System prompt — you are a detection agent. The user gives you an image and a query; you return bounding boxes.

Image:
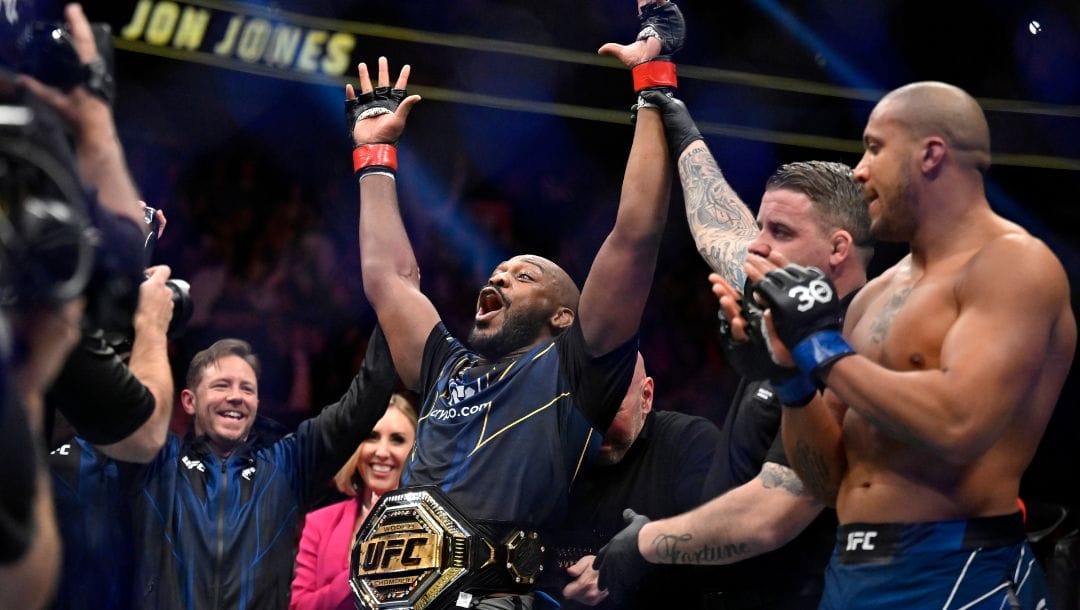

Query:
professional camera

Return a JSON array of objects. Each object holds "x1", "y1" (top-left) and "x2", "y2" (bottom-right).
[
  {"x1": 1, "y1": 103, "x2": 96, "y2": 309},
  {"x1": 1, "y1": 3, "x2": 115, "y2": 103},
  {"x1": 97, "y1": 204, "x2": 193, "y2": 350},
  {"x1": 2, "y1": 2, "x2": 144, "y2": 332}
]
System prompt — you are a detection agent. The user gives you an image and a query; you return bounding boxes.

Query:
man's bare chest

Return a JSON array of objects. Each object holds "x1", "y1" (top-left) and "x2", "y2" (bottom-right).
[{"x1": 849, "y1": 276, "x2": 960, "y2": 372}]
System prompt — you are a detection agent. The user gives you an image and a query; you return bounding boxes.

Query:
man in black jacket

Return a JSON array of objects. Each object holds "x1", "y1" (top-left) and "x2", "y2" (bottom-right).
[{"x1": 558, "y1": 353, "x2": 722, "y2": 609}]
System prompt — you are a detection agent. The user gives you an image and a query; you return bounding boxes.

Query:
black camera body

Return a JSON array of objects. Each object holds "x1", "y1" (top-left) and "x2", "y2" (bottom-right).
[
  {"x1": 1, "y1": 102, "x2": 96, "y2": 309},
  {"x1": 2, "y1": 12, "x2": 115, "y2": 102}
]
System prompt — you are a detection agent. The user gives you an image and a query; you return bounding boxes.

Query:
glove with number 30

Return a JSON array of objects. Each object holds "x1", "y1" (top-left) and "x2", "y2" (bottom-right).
[{"x1": 750, "y1": 264, "x2": 854, "y2": 380}]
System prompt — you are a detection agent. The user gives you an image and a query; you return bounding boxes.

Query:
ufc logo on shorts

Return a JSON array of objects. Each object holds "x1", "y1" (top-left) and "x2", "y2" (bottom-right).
[
  {"x1": 789, "y1": 279, "x2": 833, "y2": 312},
  {"x1": 845, "y1": 531, "x2": 877, "y2": 551}
]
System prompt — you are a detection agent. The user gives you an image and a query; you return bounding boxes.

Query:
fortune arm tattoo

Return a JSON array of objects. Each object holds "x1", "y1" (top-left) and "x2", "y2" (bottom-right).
[
  {"x1": 651, "y1": 532, "x2": 752, "y2": 565},
  {"x1": 678, "y1": 147, "x2": 758, "y2": 288}
]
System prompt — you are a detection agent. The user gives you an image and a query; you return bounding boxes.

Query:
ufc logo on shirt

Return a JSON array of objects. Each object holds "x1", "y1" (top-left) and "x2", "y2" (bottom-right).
[
  {"x1": 845, "y1": 531, "x2": 877, "y2": 551},
  {"x1": 788, "y1": 279, "x2": 834, "y2": 312}
]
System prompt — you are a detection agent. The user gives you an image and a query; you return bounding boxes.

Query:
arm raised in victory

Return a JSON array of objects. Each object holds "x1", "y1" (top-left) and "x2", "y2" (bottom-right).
[{"x1": 348, "y1": 58, "x2": 432, "y2": 388}]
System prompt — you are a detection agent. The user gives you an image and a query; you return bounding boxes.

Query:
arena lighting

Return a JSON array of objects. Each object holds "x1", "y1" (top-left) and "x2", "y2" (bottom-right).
[
  {"x1": 108, "y1": 0, "x2": 1080, "y2": 174},
  {"x1": 744, "y1": 0, "x2": 1080, "y2": 279},
  {"x1": 394, "y1": 147, "x2": 508, "y2": 285},
  {"x1": 747, "y1": 0, "x2": 876, "y2": 91}
]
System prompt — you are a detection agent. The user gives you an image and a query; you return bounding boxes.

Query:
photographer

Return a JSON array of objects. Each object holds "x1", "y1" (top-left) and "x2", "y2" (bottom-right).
[
  {"x1": 0, "y1": 298, "x2": 82, "y2": 609},
  {"x1": 48, "y1": 260, "x2": 175, "y2": 462},
  {"x1": 2, "y1": 3, "x2": 171, "y2": 606},
  {"x1": 47, "y1": 263, "x2": 175, "y2": 610},
  {"x1": 15, "y1": 3, "x2": 145, "y2": 234},
  {"x1": 5, "y1": 0, "x2": 175, "y2": 459},
  {"x1": 0, "y1": 114, "x2": 88, "y2": 607}
]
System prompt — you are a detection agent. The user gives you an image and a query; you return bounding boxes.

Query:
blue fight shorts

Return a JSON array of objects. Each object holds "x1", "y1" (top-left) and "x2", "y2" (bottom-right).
[{"x1": 819, "y1": 513, "x2": 1050, "y2": 609}]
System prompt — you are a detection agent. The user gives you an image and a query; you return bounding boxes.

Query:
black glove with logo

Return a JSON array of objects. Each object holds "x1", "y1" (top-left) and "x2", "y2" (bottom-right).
[
  {"x1": 593, "y1": 509, "x2": 652, "y2": 604},
  {"x1": 750, "y1": 264, "x2": 854, "y2": 379},
  {"x1": 638, "y1": 89, "x2": 702, "y2": 158},
  {"x1": 344, "y1": 86, "x2": 408, "y2": 141}
]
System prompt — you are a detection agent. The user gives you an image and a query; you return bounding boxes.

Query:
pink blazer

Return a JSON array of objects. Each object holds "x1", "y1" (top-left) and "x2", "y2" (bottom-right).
[{"x1": 290, "y1": 499, "x2": 360, "y2": 610}]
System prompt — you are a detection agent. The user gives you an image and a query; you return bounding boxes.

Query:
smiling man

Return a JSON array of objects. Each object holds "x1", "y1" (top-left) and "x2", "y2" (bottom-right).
[{"x1": 118, "y1": 332, "x2": 397, "y2": 610}]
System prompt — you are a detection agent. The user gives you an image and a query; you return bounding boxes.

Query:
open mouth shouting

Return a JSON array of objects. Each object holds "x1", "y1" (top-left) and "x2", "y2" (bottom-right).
[{"x1": 475, "y1": 286, "x2": 507, "y2": 325}]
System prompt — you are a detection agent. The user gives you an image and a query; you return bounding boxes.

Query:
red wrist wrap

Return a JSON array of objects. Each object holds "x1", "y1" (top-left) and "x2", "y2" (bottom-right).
[
  {"x1": 632, "y1": 61, "x2": 677, "y2": 92},
  {"x1": 352, "y1": 144, "x2": 398, "y2": 175}
]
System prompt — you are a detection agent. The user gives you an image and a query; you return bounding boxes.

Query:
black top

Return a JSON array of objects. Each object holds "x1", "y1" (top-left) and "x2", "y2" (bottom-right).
[
  {"x1": 696, "y1": 291, "x2": 861, "y2": 606},
  {"x1": 403, "y1": 321, "x2": 637, "y2": 527},
  {"x1": 46, "y1": 329, "x2": 154, "y2": 445},
  {"x1": 556, "y1": 409, "x2": 723, "y2": 610}
]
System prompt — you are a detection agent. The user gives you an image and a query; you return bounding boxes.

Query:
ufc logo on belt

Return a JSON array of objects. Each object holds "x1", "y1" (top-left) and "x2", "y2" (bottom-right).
[
  {"x1": 845, "y1": 531, "x2": 878, "y2": 551},
  {"x1": 356, "y1": 534, "x2": 440, "y2": 574}
]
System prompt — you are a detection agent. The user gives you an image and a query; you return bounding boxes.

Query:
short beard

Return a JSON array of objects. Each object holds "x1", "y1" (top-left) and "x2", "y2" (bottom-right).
[
  {"x1": 871, "y1": 170, "x2": 918, "y2": 242},
  {"x1": 468, "y1": 307, "x2": 550, "y2": 361}
]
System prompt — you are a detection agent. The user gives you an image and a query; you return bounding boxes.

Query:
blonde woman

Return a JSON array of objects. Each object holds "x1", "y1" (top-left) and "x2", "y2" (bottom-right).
[{"x1": 290, "y1": 394, "x2": 417, "y2": 610}]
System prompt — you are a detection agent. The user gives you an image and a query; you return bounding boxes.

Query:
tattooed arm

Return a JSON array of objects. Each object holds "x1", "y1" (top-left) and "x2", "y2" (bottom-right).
[
  {"x1": 780, "y1": 388, "x2": 847, "y2": 506},
  {"x1": 678, "y1": 141, "x2": 760, "y2": 288},
  {"x1": 634, "y1": 462, "x2": 823, "y2": 565}
]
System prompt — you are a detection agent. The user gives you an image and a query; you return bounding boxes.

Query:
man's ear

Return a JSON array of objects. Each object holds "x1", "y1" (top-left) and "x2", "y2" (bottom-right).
[
  {"x1": 829, "y1": 230, "x2": 854, "y2": 268},
  {"x1": 922, "y1": 136, "x2": 946, "y2": 176},
  {"x1": 180, "y1": 388, "x2": 196, "y2": 416},
  {"x1": 640, "y1": 376, "x2": 654, "y2": 416},
  {"x1": 550, "y1": 306, "x2": 574, "y2": 331}
]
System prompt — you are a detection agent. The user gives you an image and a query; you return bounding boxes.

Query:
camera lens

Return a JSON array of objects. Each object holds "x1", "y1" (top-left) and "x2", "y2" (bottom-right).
[{"x1": 165, "y1": 278, "x2": 192, "y2": 339}]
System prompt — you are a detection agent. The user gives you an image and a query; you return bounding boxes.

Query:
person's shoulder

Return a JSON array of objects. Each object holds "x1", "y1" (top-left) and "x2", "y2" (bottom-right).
[
  {"x1": 306, "y1": 498, "x2": 353, "y2": 523},
  {"x1": 969, "y1": 228, "x2": 1068, "y2": 293},
  {"x1": 652, "y1": 409, "x2": 720, "y2": 435}
]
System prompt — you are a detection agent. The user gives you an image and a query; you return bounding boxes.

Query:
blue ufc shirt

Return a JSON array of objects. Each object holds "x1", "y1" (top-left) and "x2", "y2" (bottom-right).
[{"x1": 402, "y1": 321, "x2": 636, "y2": 528}]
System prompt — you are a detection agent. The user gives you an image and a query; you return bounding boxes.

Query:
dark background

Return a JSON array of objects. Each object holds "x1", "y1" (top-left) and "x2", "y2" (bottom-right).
[{"x1": 66, "y1": 0, "x2": 1080, "y2": 509}]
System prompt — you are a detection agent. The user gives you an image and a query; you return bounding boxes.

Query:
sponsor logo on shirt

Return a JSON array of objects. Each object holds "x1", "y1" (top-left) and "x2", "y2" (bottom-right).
[
  {"x1": 446, "y1": 377, "x2": 485, "y2": 406},
  {"x1": 429, "y1": 401, "x2": 491, "y2": 422}
]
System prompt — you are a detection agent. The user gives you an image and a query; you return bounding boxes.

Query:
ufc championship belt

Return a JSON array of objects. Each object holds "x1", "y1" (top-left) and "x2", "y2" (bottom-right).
[{"x1": 349, "y1": 486, "x2": 545, "y2": 610}]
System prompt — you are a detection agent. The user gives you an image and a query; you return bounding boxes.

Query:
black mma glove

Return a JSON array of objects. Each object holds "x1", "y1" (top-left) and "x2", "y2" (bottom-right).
[
  {"x1": 593, "y1": 509, "x2": 652, "y2": 603},
  {"x1": 638, "y1": 90, "x2": 703, "y2": 160},
  {"x1": 720, "y1": 279, "x2": 817, "y2": 406},
  {"x1": 750, "y1": 264, "x2": 855, "y2": 381},
  {"x1": 345, "y1": 86, "x2": 408, "y2": 141},
  {"x1": 721, "y1": 279, "x2": 790, "y2": 381},
  {"x1": 346, "y1": 86, "x2": 409, "y2": 179}
]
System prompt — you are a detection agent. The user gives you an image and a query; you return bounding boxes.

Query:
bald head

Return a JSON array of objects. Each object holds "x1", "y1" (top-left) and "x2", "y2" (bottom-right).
[
  {"x1": 876, "y1": 81, "x2": 991, "y2": 172},
  {"x1": 512, "y1": 254, "x2": 580, "y2": 312}
]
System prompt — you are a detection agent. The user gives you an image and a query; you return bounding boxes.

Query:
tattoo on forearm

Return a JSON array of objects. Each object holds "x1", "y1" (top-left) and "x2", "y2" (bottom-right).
[
  {"x1": 868, "y1": 286, "x2": 912, "y2": 344},
  {"x1": 789, "y1": 440, "x2": 834, "y2": 501},
  {"x1": 652, "y1": 533, "x2": 751, "y2": 565},
  {"x1": 759, "y1": 462, "x2": 809, "y2": 496},
  {"x1": 679, "y1": 147, "x2": 757, "y2": 287}
]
